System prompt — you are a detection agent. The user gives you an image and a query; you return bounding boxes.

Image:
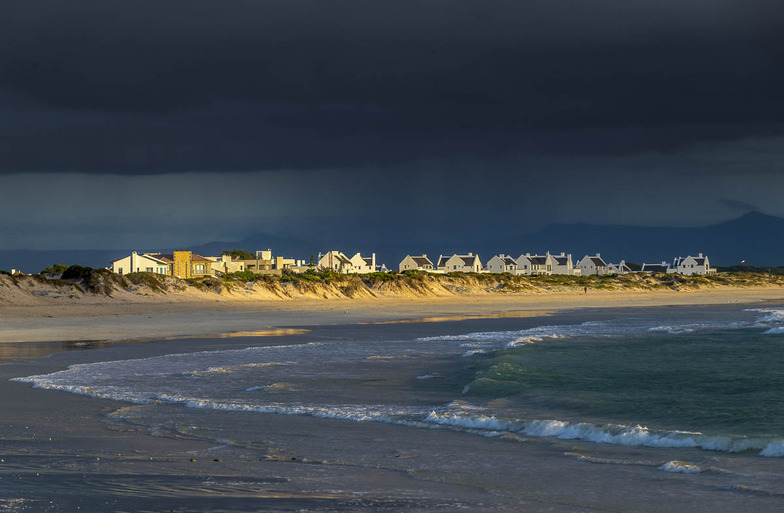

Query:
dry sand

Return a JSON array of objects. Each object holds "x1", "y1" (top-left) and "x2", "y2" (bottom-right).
[
  {"x1": 3, "y1": 286, "x2": 784, "y2": 511},
  {"x1": 1, "y1": 286, "x2": 783, "y2": 344}
]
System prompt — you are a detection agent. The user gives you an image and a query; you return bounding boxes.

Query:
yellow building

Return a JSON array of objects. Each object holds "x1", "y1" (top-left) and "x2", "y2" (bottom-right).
[{"x1": 144, "y1": 251, "x2": 213, "y2": 279}]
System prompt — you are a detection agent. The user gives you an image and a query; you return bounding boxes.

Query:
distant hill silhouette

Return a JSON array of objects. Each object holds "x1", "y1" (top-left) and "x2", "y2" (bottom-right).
[
  {"x1": 490, "y1": 211, "x2": 784, "y2": 267},
  {"x1": 1, "y1": 212, "x2": 782, "y2": 273}
]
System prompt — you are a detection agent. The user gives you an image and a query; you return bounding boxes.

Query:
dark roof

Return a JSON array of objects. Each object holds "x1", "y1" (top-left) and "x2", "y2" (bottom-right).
[
  {"x1": 438, "y1": 256, "x2": 450, "y2": 267},
  {"x1": 641, "y1": 263, "x2": 669, "y2": 273},
  {"x1": 529, "y1": 256, "x2": 547, "y2": 265},
  {"x1": 590, "y1": 257, "x2": 607, "y2": 267},
  {"x1": 412, "y1": 256, "x2": 433, "y2": 266},
  {"x1": 147, "y1": 253, "x2": 174, "y2": 262},
  {"x1": 363, "y1": 257, "x2": 373, "y2": 265},
  {"x1": 112, "y1": 253, "x2": 171, "y2": 264},
  {"x1": 322, "y1": 252, "x2": 351, "y2": 264},
  {"x1": 146, "y1": 252, "x2": 211, "y2": 263},
  {"x1": 553, "y1": 256, "x2": 569, "y2": 265},
  {"x1": 503, "y1": 257, "x2": 516, "y2": 266},
  {"x1": 674, "y1": 256, "x2": 707, "y2": 267},
  {"x1": 461, "y1": 256, "x2": 477, "y2": 266}
]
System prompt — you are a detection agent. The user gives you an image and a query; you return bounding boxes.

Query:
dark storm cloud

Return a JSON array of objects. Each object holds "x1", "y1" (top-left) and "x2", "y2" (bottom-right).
[{"x1": 1, "y1": 0, "x2": 783, "y2": 173}]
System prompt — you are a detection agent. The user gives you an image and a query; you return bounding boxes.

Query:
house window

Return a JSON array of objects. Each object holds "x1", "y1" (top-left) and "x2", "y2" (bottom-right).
[{"x1": 146, "y1": 267, "x2": 153, "y2": 273}]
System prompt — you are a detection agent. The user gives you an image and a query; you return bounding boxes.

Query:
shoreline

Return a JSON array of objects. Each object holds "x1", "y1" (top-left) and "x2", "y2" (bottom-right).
[
  {"x1": 1, "y1": 286, "x2": 783, "y2": 344},
  {"x1": 3, "y1": 288, "x2": 784, "y2": 511}
]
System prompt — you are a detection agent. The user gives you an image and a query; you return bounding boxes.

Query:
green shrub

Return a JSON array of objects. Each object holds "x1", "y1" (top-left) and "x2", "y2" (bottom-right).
[
  {"x1": 223, "y1": 270, "x2": 259, "y2": 282},
  {"x1": 40, "y1": 263, "x2": 69, "y2": 275},
  {"x1": 61, "y1": 265, "x2": 94, "y2": 281},
  {"x1": 125, "y1": 272, "x2": 165, "y2": 292},
  {"x1": 221, "y1": 249, "x2": 257, "y2": 260}
]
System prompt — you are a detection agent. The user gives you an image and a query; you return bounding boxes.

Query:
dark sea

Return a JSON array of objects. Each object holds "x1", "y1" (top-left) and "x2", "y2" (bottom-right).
[{"x1": 9, "y1": 303, "x2": 784, "y2": 511}]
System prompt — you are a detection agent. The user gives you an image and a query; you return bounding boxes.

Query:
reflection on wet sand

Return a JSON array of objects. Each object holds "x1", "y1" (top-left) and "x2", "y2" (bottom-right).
[
  {"x1": 0, "y1": 340, "x2": 113, "y2": 364},
  {"x1": 359, "y1": 310, "x2": 553, "y2": 325}
]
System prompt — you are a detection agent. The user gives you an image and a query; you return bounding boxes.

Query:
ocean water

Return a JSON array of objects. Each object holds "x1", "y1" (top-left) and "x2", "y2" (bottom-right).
[{"x1": 13, "y1": 304, "x2": 784, "y2": 465}]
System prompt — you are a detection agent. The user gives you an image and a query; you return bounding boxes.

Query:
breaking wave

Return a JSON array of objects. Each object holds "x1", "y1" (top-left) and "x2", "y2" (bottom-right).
[
  {"x1": 423, "y1": 410, "x2": 784, "y2": 457},
  {"x1": 746, "y1": 308, "x2": 784, "y2": 334},
  {"x1": 16, "y1": 362, "x2": 784, "y2": 459}
]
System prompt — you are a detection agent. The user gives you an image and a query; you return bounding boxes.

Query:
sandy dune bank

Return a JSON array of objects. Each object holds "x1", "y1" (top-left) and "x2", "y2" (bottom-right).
[{"x1": 1, "y1": 286, "x2": 782, "y2": 344}]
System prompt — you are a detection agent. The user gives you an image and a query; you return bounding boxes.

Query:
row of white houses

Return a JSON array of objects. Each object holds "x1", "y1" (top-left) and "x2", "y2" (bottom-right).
[
  {"x1": 398, "y1": 252, "x2": 717, "y2": 276},
  {"x1": 317, "y1": 251, "x2": 388, "y2": 274},
  {"x1": 109, "y1": 248, "x2": 715, "y2": 278}
]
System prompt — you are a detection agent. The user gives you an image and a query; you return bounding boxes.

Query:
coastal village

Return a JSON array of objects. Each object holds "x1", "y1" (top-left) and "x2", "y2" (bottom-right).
[{"x1": 106, "y1": 249, "x2": 717, "y2": 279}]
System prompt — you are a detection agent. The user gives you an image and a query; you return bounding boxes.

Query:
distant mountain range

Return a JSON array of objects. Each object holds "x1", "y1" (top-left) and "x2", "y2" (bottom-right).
[
  {"x1": 496, "y1": 211, "x2": 784, "y2": 267},
  {"x1": 1, "y1": 211, "x2": 782, "y2": 273}
]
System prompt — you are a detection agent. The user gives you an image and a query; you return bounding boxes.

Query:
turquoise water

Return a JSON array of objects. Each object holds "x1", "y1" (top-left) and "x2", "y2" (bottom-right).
[
  {"x1": 13, "y1": 305, "x2": 784, "y2": 458},
  {"x1": 467, "y1": 329, "x2": 784, "y2": 437}
]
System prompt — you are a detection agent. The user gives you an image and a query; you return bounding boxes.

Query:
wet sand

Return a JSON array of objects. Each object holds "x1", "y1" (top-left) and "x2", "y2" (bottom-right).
[{"x1": 2, "y1": 289, "x2": 784, "y2": 511}]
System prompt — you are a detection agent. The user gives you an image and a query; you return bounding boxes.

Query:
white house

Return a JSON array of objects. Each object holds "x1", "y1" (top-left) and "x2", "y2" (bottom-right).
[
  {"x1": 399, "y1": 254, "x2": 434, "y2": 272},
  {"x1": 439, "y1": 253, "x2": 483, "y2": 273},
  {"x1": 111, "y1": 251, "x2": 171, "y2": 276},
  {"x1": 318, "y1": 251, "x2": 354, "y2": 273},
  {"x1": 516, "y1": 253, "x2": 554, "y2": 275},
  {"x1": 550, "y1": 252, "x2": 575, "y2": 275},
  {"x1": 673, "y1": 254, "x2": 716, "y2": 275},
  {"x1": 486, "y1": 254, "x2": 518, "y2": 274},
  {"x1": 641, "y1": 262, "x2": 675, "y2": 273},
  {"x1": 577, "y1": 254, "x2": 609, "y2": 276},
  {"x1": 349, "y1": 252, "x2": 376, "y2": 274},
  {"x1": 606, "y1": 260, "x2": 632, "y2": 274}
]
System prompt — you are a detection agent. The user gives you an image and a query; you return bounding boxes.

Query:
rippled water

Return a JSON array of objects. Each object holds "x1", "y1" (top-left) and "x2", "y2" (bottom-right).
[{"x1": 13, "y1": 305, "x2": 784, "y2": 460}]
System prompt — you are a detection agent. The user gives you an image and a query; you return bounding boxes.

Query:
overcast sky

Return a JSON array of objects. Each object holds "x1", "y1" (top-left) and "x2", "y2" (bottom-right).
[{"x1": 1, "y1": 1, "x2": 783, "y2": 249}]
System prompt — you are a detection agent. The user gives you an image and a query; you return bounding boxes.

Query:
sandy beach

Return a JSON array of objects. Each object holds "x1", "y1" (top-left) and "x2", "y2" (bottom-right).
[
  {"x1": 3, "y1": 288, "x2": 784, "y2": 512},
  {"x1": 2, "y1": 286, "x2": 784, "y2": 345}
]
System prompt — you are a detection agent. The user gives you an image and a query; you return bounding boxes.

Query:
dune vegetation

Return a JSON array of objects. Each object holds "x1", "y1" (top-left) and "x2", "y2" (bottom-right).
[{"x1": 1, "y1": 264, "x2": 784, "y2": 306}]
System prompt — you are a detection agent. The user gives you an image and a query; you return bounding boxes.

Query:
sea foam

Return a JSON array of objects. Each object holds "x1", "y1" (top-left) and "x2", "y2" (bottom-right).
[{"x1": 659, "y1": 461, "x2": 703, "y2": 473}]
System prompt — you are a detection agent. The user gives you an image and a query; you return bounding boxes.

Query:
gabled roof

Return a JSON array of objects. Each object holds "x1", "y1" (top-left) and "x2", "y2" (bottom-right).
[
  {"x1": 363, "y1": 257, "x2": 373, "y2": 265},
  {"x1": 146, "y1": 252, "x2": 211, "y2": 263},
  {"x1": 321, "y1": 251, "x2": 352, "y2": 265},
  {"x1": 552, "y1": 256, "x2": 569, "y2": 265},
  {"x1": 112, "y1": 253, "x2": 170, "y2": 265},
  {"x1": 529, "y1": 256, "x2": 547, "y2": 265},
  {"x1": 674, "y1": 256, "x2": 707, "y2": 267},
  {"x1": 411, "y1": 256, "x2": 433, "y2": 266},
  {"x1": 641, "y1": 263, "x2": 670, "y2": 273},
  {"x1": 146, "y1": 253, "x2": 175, "y2": 263},
  {"x1": 590, "y1": 256, "x2": 607, "y2": 267},
  {"x1": 460, "y1": 256, "x2": 478, "y2": 266},
  {"x1": 437, "y1": 256, "x2": 450, "y2": 267},
  {"x1": 503, "y1": 257, "x2": 517, "y2": 266}
]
